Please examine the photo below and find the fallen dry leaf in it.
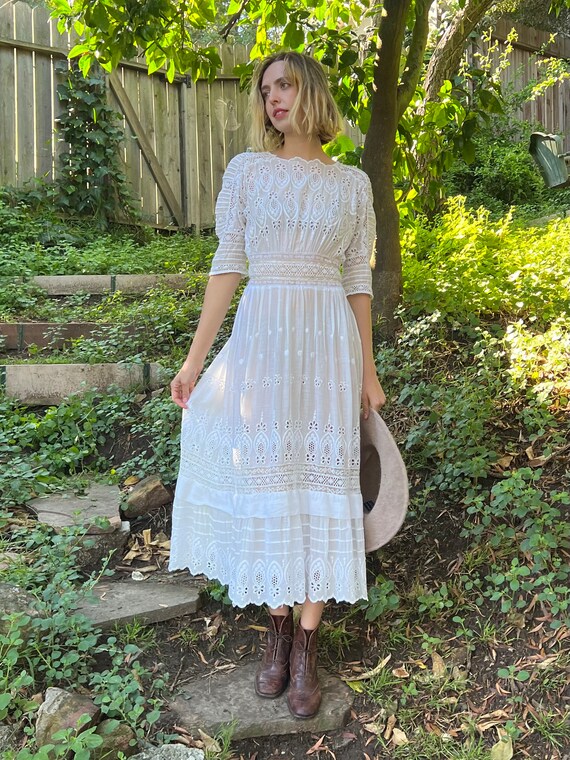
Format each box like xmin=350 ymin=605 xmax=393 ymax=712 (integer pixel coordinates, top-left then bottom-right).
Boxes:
xmin=306 ymin=735 xmax=325 ymax=754
xmin=392 ymin=728 xmax=409 ymax=746
xmin=476 ymin=710 xmax=510 ymax=733
xmin=198 ymin=729 xmax=221 ymax=754
xmin=363 ymin=723 xmax=383 ymax=737
xmin=392 ymin=666 xmax=410 ymax=678
xmin=344 ymin=654 xmax=391 ymax=682
xmin=383 ymin=714 xmax=396 ymax=740
xmin=431 ymin=652 xmax=447 ymax=679
xmin=490 ymin=731 xmax=513 ymax=760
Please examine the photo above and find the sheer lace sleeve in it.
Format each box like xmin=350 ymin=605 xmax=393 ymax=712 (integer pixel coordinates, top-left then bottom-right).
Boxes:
xmin=209 ymin=153 xmax=248 ymax=277
xmin=342 ymin=173 xmax=375 ymax=297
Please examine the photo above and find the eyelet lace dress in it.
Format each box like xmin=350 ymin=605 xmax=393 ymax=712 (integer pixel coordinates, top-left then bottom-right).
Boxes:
xmin=169 ymin=151 xmax=376 ymax=608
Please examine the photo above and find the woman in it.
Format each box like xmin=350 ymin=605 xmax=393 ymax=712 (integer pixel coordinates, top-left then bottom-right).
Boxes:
xmin=169 ymin=51 xmax=385 ymax=719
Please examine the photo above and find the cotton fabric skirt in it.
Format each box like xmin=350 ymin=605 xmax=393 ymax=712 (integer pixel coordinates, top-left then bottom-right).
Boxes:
xmin=169 ymin=279 xmax=368 ymax=608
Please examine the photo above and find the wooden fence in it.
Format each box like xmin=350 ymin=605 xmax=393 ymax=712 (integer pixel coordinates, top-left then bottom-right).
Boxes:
xmin=0 ymin=2 xmax=255 ymax=229
xmin=470 ymin=20 xmax=570 ymax=150
xmin=0 ymin=2 xmax=569 ymax=230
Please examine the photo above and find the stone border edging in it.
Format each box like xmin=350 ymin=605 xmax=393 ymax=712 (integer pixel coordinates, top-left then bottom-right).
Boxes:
xmin=0 ymin=274 xmax=205 ymax=295
xmin=0 ymin=322 xmax=139 ymax=351
xmin=0 ymin=362 xmax=165 ymax=405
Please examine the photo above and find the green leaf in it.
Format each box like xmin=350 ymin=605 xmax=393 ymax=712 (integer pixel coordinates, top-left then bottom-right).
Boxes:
xmin=357 ymin=109 xmax=370 ymax=134
xmin=282 ymin=22 xmax=305 ymax=50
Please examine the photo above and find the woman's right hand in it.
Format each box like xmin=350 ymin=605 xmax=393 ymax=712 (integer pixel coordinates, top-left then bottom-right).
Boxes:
xmin=170 ymin=361 xmax=203 ymax=409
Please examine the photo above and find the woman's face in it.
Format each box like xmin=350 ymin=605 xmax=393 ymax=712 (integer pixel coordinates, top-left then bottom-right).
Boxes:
xmin=260 ymin=60 xmax=298 ymax=136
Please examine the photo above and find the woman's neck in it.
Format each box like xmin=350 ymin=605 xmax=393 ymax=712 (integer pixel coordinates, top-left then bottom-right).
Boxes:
xmin=273 ymin=135 xmax=332 ymax=163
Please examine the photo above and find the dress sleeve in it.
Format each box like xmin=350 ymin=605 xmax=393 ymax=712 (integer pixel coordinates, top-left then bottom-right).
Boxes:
xmin=209 ymin=154 xmax=248 ymax=277
xmin=341 ymin=173 xmax=375 ymax=297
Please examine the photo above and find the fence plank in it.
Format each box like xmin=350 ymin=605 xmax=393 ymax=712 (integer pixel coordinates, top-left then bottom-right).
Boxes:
xmin=196 ymin=79 xmax=214 ymax=227
xmin=180 ymin=78 xmax=201 ymax=230
xmin=233 ymin=43 xmax=250 ymax=155
xmin=109 ymin=70 xmax=183 ymax=225
xmin=15 ymin=3 xmax=35 ymax=183
xmin=153 ymin=75 xmax=181 ymax=228
xmin=33 ymin=8 xmax=55 ymax=179
xmin=116 ymin=67 xmax=143 ymax=215
xmin=0 ymin=7 xmax=17 ymax=186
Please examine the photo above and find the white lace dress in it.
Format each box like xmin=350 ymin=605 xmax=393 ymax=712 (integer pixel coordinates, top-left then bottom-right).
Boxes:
xmin=169 ymin=151 xmax=375 ymax=608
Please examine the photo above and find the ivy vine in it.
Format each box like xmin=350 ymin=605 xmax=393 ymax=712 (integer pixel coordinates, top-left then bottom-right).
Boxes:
xmin=54 ymin=60 xmax=136 ymax=228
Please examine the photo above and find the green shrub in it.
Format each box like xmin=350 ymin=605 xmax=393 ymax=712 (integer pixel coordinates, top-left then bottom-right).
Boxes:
xmin=403 ymin=200 xmax=570 ymax=324
xmin=445 ymin=137 xmax=545 ymax=211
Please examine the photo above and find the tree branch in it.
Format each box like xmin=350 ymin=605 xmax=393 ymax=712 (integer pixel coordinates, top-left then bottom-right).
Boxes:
xmin=397 ymin=0 xmax=434 ymax=120
xmin=219 ymin=0 xmax=249 ymax=40
xmin=423 ymin=0 xmax=495 ymax=99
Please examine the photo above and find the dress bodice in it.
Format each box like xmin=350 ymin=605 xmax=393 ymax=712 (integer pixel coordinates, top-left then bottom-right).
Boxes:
xmin=210 ymin=152 xmax=375 ymax=296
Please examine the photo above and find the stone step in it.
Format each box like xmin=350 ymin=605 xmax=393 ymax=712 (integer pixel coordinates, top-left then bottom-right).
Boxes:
xmin=77 ymin=580 xmax=201 ymax=628
xmin=28 ymin=483 xmax=130 ymax=572
xmin=0 ymin=322 xmax=138 ymax=352
xmin=0 ymin=362 xmax=165 ymax=405
xmin=28 ymin=483 xmax=124 ymax=533
xmin=169 ymin=661 xmax=353 ymax=740
xmin=1 ymin=274 xmax=198 ymax=296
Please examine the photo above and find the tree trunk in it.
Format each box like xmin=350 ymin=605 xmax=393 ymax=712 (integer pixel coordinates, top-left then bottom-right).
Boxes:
xmin=362 ymin=0 xmax=412 ymax=340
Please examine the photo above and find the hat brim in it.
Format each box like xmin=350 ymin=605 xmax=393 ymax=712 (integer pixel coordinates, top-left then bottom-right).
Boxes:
xmin=360 ymin=410 xmax=409 ymax=553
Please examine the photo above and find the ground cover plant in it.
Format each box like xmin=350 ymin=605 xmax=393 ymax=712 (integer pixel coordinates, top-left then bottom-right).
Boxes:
xmin=0 ymin=192 xmax=215 ymax=276
xmin=1 ymin=193 xmax=569 ymax=758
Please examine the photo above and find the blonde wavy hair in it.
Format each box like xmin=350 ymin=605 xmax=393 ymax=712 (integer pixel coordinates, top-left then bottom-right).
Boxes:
xmin=249 ymin=52 xmax=343 ymax=152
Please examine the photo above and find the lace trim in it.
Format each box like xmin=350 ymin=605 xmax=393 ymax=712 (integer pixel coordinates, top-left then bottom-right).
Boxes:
xmin=169 ymin=507 xmax=368 ymax=607
xmin=249 ymin=257 xmax=342 ymax=286
xmin=181 ymin=413 xmax=360 ymax=494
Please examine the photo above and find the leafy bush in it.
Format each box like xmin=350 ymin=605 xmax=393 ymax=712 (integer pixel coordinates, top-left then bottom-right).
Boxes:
xmin=0 ymin=193 xmax=216 ymax=278
xmin=444 ymin=137 xmax=546 ymax=212
xmin=403 ymin=200 xmax=570 ymax=324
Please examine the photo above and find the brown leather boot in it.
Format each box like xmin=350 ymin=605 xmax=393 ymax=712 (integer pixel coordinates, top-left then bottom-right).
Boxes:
xmin=287 ymin=624 xmax=321 ymax=718
xmin=254 ymin=611 xmax=293 ymax=698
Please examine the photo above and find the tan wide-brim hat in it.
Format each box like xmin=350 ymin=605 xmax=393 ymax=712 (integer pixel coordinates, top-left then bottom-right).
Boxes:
xmin=360 ymin=409 xmax=409 ymax=553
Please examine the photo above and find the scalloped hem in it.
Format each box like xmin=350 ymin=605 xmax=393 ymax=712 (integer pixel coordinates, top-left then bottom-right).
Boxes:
xmin=168 ymin=561 xmax=368 ymax=609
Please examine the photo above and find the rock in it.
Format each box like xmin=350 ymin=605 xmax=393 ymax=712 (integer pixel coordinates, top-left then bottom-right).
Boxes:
xmin=78 ymin=527 xmax=130 ymax=574
xmin=122 ymin=476 xmax=172 ymax=519
xmin=131 ymin=747 xmax=204 ymax=760
xmin=0 ymin=583 xmax=42 ymax=637
xmin=0 ymin=552 xmax=20 ymax=571
xmin=91 ymin=719 xmax=138 ymax=759
xmin=170 ymin=661 xmax=354 ymax=740
xmin=0 ymin=723 xmax=17 ymax=754
xmin=35 ymin=688 xmax=100 ymax=747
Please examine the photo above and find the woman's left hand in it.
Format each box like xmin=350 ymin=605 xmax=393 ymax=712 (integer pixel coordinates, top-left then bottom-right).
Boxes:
xmin=361 ymin=366 xmax=386 ymax=419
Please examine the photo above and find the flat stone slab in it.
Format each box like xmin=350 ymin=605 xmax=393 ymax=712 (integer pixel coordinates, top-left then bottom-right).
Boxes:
xmin=76 ymin=581 xmax=201 ymax=628
xmin=170 ymin=661 xmax=353 ymax=740
xmin=28 ymin=484 xmax=123 ymax=534
xmin=1 ymin=362 xmax=164 ymax=405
